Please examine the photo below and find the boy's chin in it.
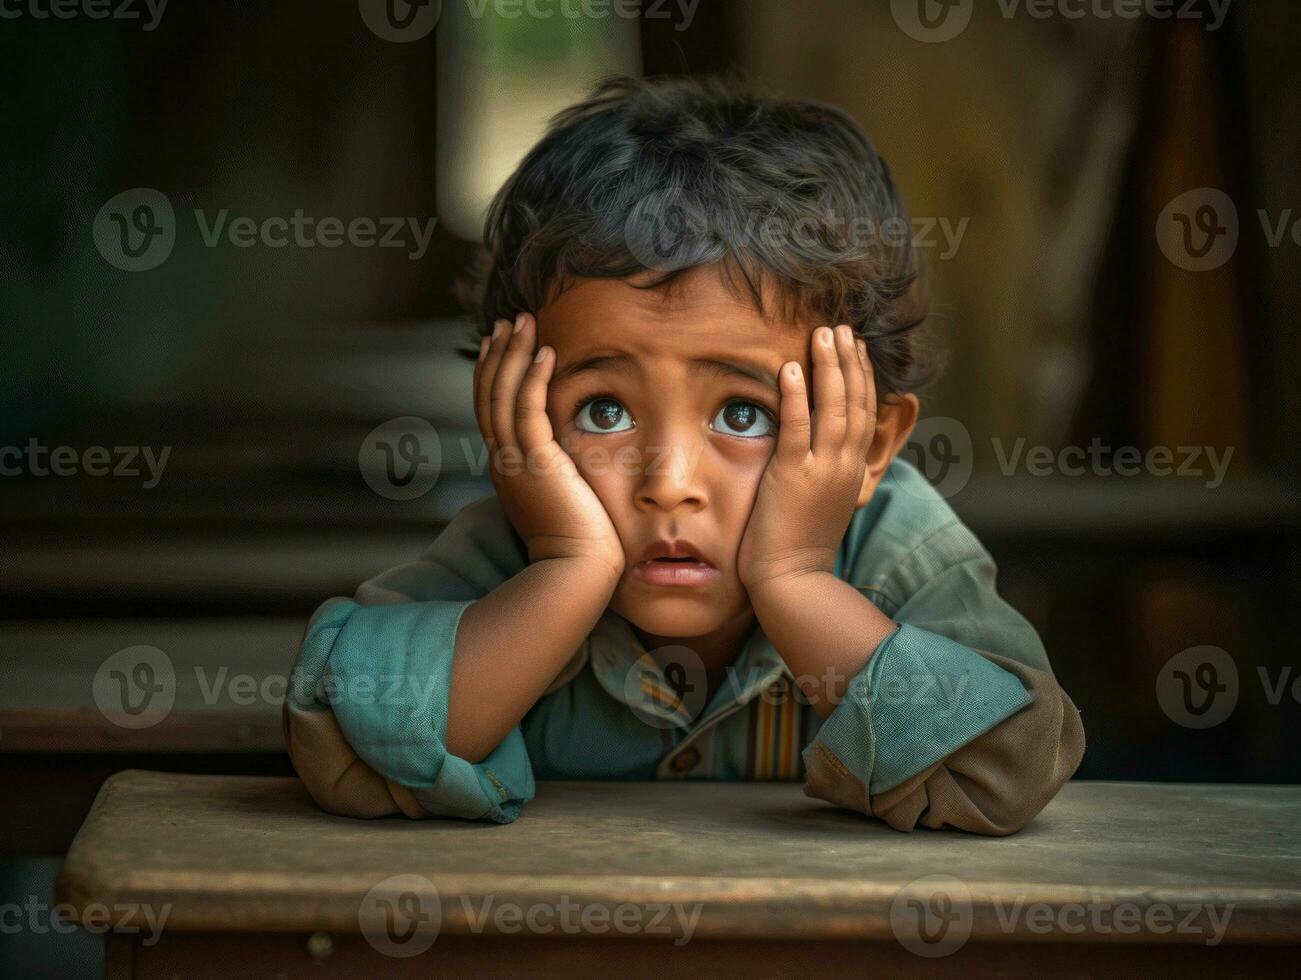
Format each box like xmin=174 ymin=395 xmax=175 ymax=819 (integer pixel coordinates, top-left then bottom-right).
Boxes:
xmin=613 ymin=594 xmax=749 ymax=641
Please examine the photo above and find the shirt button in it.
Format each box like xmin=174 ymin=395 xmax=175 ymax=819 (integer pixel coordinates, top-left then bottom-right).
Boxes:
xmin=671 ymin=746 xmax=701 ymax=773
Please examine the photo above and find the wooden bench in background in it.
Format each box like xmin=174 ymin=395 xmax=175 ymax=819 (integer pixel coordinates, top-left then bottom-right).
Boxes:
xmin=0 ymin=619 xmax=304 ymax=857
xmin=55 ymin=771 xmax=1301 ymax=978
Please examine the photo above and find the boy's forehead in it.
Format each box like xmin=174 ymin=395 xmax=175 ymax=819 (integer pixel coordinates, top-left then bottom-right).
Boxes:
xmin=536 ymin=270 xmax=812 ymax=368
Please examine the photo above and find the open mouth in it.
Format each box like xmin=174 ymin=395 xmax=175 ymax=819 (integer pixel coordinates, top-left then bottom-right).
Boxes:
xmin=634 ymin=553 xmax=721 ymax=587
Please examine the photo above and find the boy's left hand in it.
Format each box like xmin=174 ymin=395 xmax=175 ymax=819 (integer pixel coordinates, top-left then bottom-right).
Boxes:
xmin=737 ymin=324 xmax=875 ymax=593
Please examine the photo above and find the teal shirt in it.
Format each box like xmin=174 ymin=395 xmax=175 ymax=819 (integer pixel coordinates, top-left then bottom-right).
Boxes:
xmin=288 ymin=458 xmax=1050 ymax=826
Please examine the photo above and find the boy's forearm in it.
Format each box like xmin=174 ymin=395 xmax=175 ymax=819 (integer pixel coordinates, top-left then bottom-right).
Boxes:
xmin=748 ymin=571 xmax=898 ymax=720
xmin=445 ymin=556 xmax=621 ymax=762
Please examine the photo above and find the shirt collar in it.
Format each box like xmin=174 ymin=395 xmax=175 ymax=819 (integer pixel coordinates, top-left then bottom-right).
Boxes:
xmin=587 ymin=610 xmax=793 ymax=729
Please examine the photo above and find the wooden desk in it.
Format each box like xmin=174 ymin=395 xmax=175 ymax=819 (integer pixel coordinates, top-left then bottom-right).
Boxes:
xmin=56 ymin=771 xmax=1301 ymax=978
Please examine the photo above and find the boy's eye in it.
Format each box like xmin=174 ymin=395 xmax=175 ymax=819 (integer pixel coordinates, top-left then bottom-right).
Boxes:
xmin=572 ymin=396 xmax=775 ymax=438
xmin=575 ymin=396 xmax=634 ymax=434
xmin=712 ymin=401 xmax=776 ymax=439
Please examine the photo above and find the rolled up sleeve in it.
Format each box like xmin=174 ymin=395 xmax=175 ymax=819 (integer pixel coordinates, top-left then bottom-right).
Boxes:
xmin=802 ymin=552 xmax=1086 ymax=835
xmin=283 ymin=494 xmax=537 ymax=823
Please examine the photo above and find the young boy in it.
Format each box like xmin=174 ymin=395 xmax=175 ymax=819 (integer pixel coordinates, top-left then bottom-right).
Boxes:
xmin=284 ymin=76 xmax=1084 ymax=836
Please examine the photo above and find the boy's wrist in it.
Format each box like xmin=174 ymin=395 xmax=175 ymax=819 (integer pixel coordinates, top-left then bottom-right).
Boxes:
xmin=740 ymin=550 xmax=836 ymax=596
xmin=547 ymin=552 xmax=626 ymax=591
xmin=743 ymin=567 xmax=834 ymax=613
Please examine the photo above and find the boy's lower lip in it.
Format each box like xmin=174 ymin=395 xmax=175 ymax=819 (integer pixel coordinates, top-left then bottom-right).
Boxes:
xmin=632 ymin=559 xmax=720 ymax=587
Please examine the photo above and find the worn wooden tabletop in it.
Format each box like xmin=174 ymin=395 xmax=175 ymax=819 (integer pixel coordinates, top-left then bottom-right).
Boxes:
xmin=55 ymin=770 xmax=1301 ymax=945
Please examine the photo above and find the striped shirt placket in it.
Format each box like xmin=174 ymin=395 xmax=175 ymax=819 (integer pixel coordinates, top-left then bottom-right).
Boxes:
xmin=657 ymin=659 xmax=787 ymax=777
xmin=747 ymin=676 xmax=808 ymax=780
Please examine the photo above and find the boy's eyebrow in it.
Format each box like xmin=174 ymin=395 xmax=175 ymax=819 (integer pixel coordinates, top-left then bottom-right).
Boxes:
xmin=552 ymin=353 xmax=780 ymax=391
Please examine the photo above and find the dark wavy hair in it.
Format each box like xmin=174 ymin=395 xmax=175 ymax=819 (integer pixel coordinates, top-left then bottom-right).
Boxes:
xmin=455 ymin=74 xmax=934 ymax=399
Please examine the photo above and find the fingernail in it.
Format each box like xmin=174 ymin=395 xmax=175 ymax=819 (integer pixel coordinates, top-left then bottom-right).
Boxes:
xmin=513 ymin=313 xmax=526 ymax=334
xmin=491 ymin=320 xmax=505 ymax=339
xmin=479 ymin=337 xmax=489 ymax=357
xmin=821 ymin=327 xmax=834 ymax=347
xmin=534 ymin=347 xmax=547 ymax=363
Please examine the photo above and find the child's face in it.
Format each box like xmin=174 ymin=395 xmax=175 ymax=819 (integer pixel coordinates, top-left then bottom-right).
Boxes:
xmin=535 ymin=265 xmax=821 ymax=641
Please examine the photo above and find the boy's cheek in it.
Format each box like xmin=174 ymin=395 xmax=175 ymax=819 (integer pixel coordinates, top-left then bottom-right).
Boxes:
xmin=564 ymin=441 xmax=643 ymax=482
xmin=569 ymin=455 xmax=633 ymax=524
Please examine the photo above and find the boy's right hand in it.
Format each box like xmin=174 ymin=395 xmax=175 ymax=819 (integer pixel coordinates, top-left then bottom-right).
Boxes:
xmin=473 ymin=312 xmax=626 ymax=580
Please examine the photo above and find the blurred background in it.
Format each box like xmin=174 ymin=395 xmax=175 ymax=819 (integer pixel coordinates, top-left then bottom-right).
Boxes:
xmin=2 ymin=0 xmax=1298 ymax=974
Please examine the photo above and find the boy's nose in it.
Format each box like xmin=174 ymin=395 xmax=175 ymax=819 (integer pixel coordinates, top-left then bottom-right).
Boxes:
xmin=631 ymin=433 xmax=708 ymax=514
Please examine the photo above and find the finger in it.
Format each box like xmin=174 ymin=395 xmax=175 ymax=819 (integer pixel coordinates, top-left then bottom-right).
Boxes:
xmin=475 ymin=318 xmax=511 ymax=451
xmin=777 ymin=361 xmax=811 ymax=462
xmin=811 ymin=326 xmax=847 ymax=455
xmin=838 ymin=326 xmax=868 ymax=445
xmin=516 ymin=344 xmax=558 ymax=454
xmin=860 ymin=340 xmax=879 ymax=435
xmin=490 ymin=312 xmax=535 ymax=451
